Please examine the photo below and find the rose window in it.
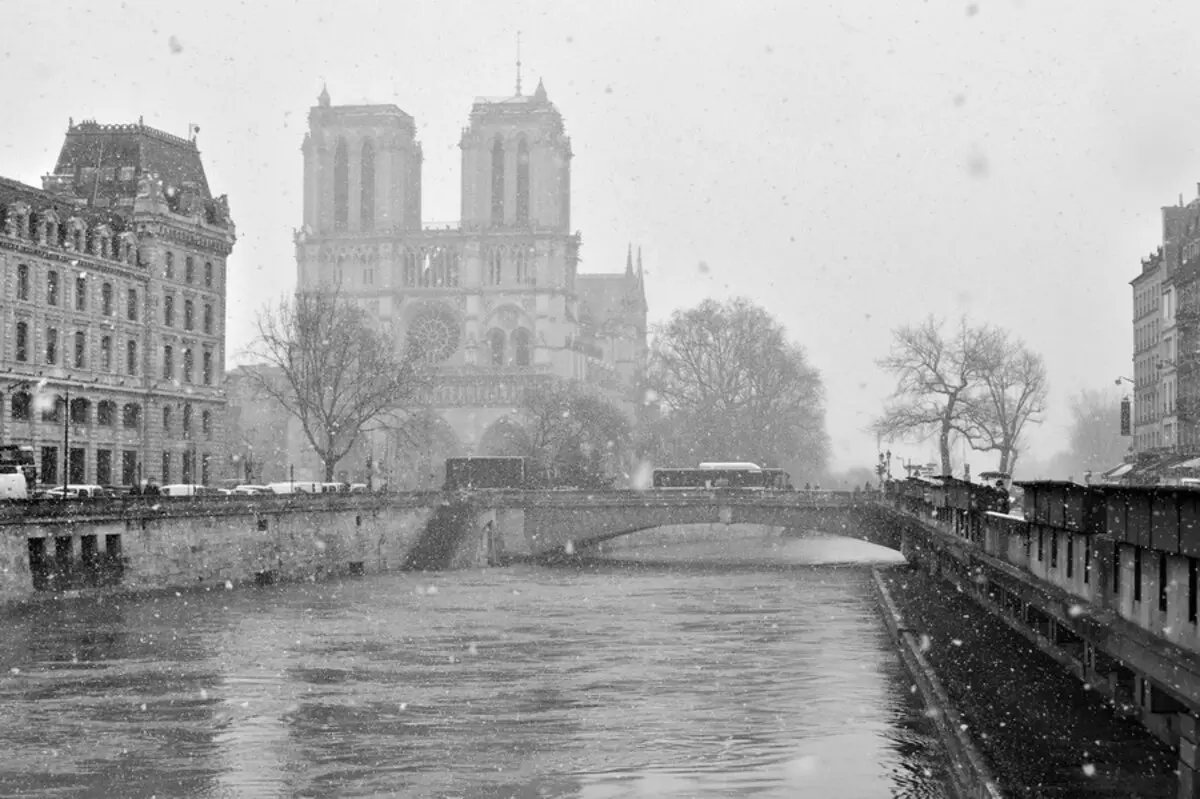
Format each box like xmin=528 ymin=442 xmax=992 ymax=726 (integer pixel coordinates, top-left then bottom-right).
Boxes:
xmin=406 ymin=304 xmax=461 ymax=363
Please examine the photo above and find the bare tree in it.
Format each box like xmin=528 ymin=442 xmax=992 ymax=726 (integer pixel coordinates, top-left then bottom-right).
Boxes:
xmin=244 ymin=285 xmax=424 ymax=481
xmin=872 ymin=315 xmax=994 ymax=476
xmin=647 ymin=297 xmax=830 ymax=478
xmin=960 ymin=331 xmax=1048 ymax=474
xmin=520 ymin=379 xmax=632 ymax=487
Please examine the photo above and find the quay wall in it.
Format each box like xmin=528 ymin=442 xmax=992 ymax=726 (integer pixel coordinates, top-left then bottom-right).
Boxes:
xmin=0 ymin=495 xmax=453 ymax=608
xmin=885 ymin=480 xmax=1200 ymax=798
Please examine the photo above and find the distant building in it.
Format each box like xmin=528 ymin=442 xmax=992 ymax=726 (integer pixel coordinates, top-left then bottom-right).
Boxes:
xmin=0 ymin=119 xmax=235 ymax=486
xmin=283 ymin=80 xmax=648 ymax=486
xmin=1132 ymin=248 xmax=1164 ymax=453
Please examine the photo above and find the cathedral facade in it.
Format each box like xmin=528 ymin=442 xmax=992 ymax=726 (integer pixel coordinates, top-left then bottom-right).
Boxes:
xmin=290 ymin=81 xmax=647 ymax=486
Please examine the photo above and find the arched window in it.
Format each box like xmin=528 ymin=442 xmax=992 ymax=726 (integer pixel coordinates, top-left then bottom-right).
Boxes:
xmin=333 ymin=137 xmax=350 ymax=230
xmin=203 ymin=303 xmax=213 ymax=334
xmin=47 ymin=270 xmax=59 ymax=305
xmin=446 ymin=250 xmax=460 ymax=287
xmin=43 ymin=395 xmax=64 ymax=423
xmin=361 ymin=139 xmax=375 ymax=231
xmin=16 ymin=263 xmax=29 ymax=300
xmin=15 ymin=321 xmax=28 ymax=362
xmin=45 ymin=327 xmax=58 ymax=364
xmin=202 ymin=410 xmax=212 ymax=439
xmin=69 ymin=397 xmax=89 ymax=425
xmin=73 ymin=331 xmax=86 ymax=368
xmin=184 ymin=299 xmax=194 ymax=330
xmin=491 ymin=136 xmax=505 ymax=226
xmin=126 ymin=339 xmax=138 ymax=375
xmin=202 ymin=350 xmax=213 ymax=385
xmin=204 ymin=261 xmax=213 ymax=287
xmin=514 ymin=247 xmax=528 ymax=283
xmin=403 ymin=250 xmax=418 ymax=286
xmin=164 ymin=294 xmax=175 ymax=326
xmin=100 ymin=336 xmax=112 ymax=370
xmin=75 ymin=275 xmax=87 ymax=310
xmin=122 ymin=403 xmax=141 ymax=429
xmin=513 ymin=328 xmax=532 ymax=367
xmin=489 ymin=248 xmax=503 ymax=285
xmin=162 ymin=405 xmax=172 ymax=432
xmin=11 ymin=391 xmax=31 ymax=421
xmin=182 ymin=403 xmax=193 ymax=436
xmin=162 ymin=345 xmax=174 ymax=380
xmin=97 ymin=400 xmax=116 ymax=426
xmin=185 ymin=256 xmax=195 ymax=284
xmin=516 ymin=138 xmax=530 ymax=224
xmin=183 ymin=348 xmax=194 ymax=384
xmin=101 ymin=282 xmax=113 ymax=315
xmin=489 ymin=329 xmax=506 ymax=365
xmin=165 ymin=251 xmax=174 ymax=279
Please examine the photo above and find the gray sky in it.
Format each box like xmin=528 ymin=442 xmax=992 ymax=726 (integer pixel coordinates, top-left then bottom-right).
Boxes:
xmin=3 ymin=0 xmax=1195 ymax=473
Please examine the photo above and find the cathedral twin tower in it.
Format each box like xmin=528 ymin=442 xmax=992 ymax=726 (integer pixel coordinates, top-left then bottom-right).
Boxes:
xmin=299 ymin=78 xmax=569 ymax=243
xmin=292 ymin=78 xmax=647 ymax=465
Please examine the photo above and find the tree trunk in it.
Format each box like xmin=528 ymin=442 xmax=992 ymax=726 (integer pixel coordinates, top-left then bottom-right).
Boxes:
xmin=324 ymin=458 xmax=336 ymax=482
xmin=939 ymin=420 xmax=953 ymax=476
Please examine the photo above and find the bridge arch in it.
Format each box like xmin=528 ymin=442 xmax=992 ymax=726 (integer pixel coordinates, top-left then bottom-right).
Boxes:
xmin=508 ymin=494 xmax=900 ymax=556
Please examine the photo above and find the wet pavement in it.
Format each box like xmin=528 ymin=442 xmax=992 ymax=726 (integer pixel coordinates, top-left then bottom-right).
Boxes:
xmin=880 ymin=567 xmax=1177 ymax=798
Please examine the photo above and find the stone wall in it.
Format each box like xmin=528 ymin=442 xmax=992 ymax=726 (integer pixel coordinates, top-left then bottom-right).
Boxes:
xmin=0 ymin=496 xmax=443 ymax=608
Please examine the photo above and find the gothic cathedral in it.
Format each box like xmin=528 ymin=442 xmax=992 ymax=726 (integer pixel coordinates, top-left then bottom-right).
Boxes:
xmin=292 ymin=80 xmax=648 ymax=487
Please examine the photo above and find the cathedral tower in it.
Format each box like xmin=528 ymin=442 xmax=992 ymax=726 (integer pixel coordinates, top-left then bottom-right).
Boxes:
xmin=302 ymin=86 xmax=422 ymax=239
xmin=459 ymin=79 xmax=571 ymax=231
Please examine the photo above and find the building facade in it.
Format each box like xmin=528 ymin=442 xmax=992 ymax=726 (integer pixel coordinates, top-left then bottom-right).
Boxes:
xmin=1132 ymin=250 xmax=1164 ymax=453
xmin=0 ymin=120 xmax=235 ymax=488
xmin=287 ymin=81 xmax=647 ymax=486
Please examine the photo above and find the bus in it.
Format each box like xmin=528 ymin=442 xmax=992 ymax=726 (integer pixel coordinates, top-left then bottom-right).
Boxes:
xmin=0 ymin=444 xmax=37 ymax=489
xmin=653 ymin=462 xmax=788 ymax=490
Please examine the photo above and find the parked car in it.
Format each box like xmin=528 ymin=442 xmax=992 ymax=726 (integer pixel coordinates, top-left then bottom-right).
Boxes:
xmin=161 ymin=484 xmax=217 ymax=497
xmin=42 ymin=484 xmax=112 ymax=499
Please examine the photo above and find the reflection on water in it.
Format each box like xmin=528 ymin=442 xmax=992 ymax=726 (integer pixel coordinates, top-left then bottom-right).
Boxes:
xmin=0 ymin=529 xmax=948 ymax=798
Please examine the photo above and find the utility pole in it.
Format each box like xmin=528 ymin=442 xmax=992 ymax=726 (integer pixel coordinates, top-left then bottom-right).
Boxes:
xmin=62 ymin=383 xmax=70 ymax=496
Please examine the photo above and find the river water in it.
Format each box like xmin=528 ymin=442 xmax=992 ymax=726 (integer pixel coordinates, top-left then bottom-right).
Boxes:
xmin=0 ymin=528 xmax=951 ymax=798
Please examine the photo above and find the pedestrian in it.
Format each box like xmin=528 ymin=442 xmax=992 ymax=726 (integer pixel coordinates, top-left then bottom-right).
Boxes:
xmin=143 ymin=476 xmax=161 ymax=496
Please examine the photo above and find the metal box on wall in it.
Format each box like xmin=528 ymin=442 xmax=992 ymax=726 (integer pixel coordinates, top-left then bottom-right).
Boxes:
xmin=1125 ymin=491 xmax=1153 ymax=549
xmin=1105 ymin=489 xmax=1127 ymax=542
xmin=1150 ymin=491 xmax=1181 ymax=554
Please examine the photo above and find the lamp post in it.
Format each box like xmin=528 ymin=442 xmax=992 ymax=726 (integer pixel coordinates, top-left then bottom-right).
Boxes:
xmin=62 ymin=383 xmax=70 ymax=496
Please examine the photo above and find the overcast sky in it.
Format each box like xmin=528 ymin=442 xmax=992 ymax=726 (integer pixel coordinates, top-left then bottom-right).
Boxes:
xmin=4 ymin=0 xmax=1196 ymax=473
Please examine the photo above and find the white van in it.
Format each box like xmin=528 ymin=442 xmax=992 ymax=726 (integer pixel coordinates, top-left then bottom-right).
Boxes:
xmin=266 ymin=481 xmax=322 ymax=495
xmin=0 ymin=473 xmax=28 ymax=501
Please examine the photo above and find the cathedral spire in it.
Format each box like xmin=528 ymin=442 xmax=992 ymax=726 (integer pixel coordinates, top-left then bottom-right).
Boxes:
xmin=515 ymin=31 xmax=522 ymax=96
xmin=318 ymin=83 xmax=330 ymax=107
xmin=637 ymin=246 xmax=644 ymax=281
xmin=625 ymin=243 xmax=634 ymax=276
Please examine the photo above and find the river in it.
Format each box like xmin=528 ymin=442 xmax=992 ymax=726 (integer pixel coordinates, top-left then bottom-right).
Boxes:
xmin=0 ymin=528 xmax=952 ymax=798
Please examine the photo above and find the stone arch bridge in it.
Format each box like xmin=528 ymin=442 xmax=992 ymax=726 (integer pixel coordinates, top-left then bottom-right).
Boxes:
xmin=406 ymin=490 xmax=900 ymax=568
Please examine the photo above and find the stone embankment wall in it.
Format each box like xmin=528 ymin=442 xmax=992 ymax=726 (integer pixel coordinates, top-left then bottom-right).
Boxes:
xmin=0 ymin=495 xmax=454 ymax=608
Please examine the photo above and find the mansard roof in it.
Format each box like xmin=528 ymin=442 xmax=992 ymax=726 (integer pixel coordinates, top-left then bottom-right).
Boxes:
xmin=48 ymin=119 xmax=212 ymax=206
xmin=0 ymin=175 xmax=131 ymax=234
